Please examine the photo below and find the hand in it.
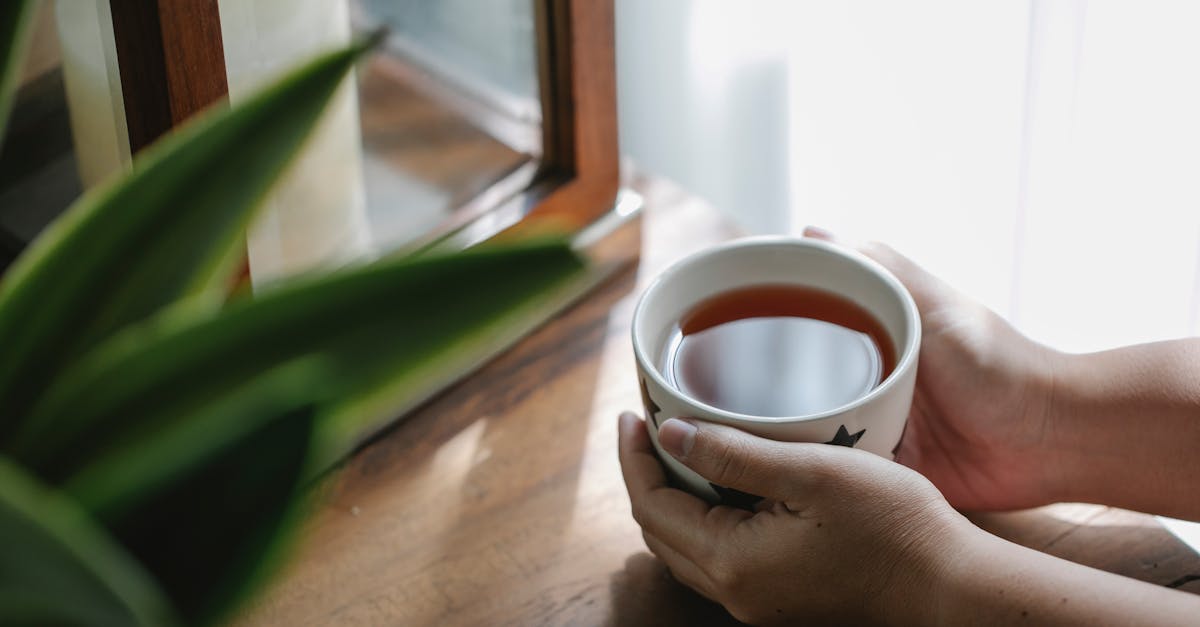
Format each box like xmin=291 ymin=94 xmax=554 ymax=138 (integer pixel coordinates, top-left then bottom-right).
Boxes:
xmin=619 ymin=412 xmax=1200 ymax=626
xmin=804 ymin=227 xmax=1065 ymax=510
xmin=618 ymin=412 xmax=969 ymax=626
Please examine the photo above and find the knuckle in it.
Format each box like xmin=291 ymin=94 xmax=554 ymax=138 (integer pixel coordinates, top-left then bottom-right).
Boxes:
xmin=640 ymin=530 xmax=657 ymax=554
xmin=804 ymin=462 xmax=833 ymax=494
xmin=799 ymin=446 xmax=840 ymax=492
xmin=860 ymin=239 xmax=897 ymax=261
xmin=708 ymin=551 xmax=747 ymax=598
xmin=703 ymin=541 xmax=772 ymax=622
xmin=630 ymin=502 xmax=650 ymax=530
xmin=705 ymin=437 xmax=748 ymax=487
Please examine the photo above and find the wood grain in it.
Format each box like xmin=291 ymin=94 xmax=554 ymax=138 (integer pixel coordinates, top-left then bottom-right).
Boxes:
xmin=234 ymin=179 xmax=1200 ymax=625
xmin=155 ymin=1 xmax=228 ymax=126
xmin=108 ymin=0 xmax=228 ymax=153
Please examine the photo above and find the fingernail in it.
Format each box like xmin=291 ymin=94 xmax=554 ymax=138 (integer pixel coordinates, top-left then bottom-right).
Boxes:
xmin=618 ymin=411 xmax=638 ymax=436
xmin=658 ymin=418 xmax=697 ymax=459
xmin=803 ymin=225 xmax=835 ymax=241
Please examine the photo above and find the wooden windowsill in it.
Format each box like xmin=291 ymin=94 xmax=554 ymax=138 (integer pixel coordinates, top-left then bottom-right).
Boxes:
xmin=232 ymin=176 xmax=1200 ymax=625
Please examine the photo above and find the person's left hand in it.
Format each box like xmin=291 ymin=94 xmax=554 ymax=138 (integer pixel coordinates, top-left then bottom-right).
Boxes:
xmin=618 ymin=411 xmax=972 ymax=626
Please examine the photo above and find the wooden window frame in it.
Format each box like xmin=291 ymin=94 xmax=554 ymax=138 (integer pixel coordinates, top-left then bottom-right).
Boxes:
xmin=102 ymin=0 xmax=622 ymax=253
xmin=525 ymin=0 xmax=620 ymax=233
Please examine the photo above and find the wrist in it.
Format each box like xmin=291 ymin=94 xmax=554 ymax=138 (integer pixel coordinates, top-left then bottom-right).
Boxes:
xmin=1036 ymin=343 xmax=1075 ymax=499
xmin=998 ymin=336 xmax=1075 ymax=506
xmin=1035 ymin=348 xmax=1116 ymax=505
xmin=1025 ymin=345 xmax=1083 ymax=504
xmin=884 ymin=506 xmax=982 ymax=627
xmin=914 ymin=517 xmax=1012 ymax=627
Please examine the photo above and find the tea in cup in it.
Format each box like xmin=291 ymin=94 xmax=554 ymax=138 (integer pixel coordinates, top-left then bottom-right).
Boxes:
xmin=631 ymin=237 xmax=921 ymax=504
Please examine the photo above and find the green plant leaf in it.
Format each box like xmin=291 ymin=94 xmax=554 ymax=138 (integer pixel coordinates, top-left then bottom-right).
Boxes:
xmin=0 ymin=456 xmax=177 ymax=627
xmin=52 ymin=357 xmax=336 ymax=625
xmin=83 ymin=405 xmax=329 ymax=626
xmin=15 ymin=240 xmax=585 ymax=478
xmin=62 ymin=357 xmax=334 ymax=518
xmin=0 ymin=37 xmax=376 ymax=435
xmin=0 ymin=0 xmax=37 ymax=147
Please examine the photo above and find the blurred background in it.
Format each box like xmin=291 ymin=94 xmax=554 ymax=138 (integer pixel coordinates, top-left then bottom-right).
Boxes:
xmin=618 ymin=0 xmax=1200 ymax=355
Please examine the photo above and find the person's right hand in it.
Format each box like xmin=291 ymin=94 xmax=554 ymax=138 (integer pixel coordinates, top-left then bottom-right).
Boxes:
xmin=804 ymin=227 xmax=1066 ymax=511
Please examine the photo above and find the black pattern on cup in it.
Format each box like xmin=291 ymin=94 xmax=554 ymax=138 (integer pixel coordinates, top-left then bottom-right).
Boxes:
xmin=638 ymin=377 xmax=663 ymax=428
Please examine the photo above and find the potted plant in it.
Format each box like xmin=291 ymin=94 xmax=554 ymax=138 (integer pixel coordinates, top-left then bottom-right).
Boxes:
xmin=0 ymin=3 xmax=584 ymax=624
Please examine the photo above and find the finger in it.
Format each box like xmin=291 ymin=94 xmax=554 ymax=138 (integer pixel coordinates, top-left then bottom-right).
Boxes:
xmin=657 ymin=418 xmax=844 ymax=500
xmin=618 ymin=411 xmax=668 ymax=493
xmin=803 ymin=226 xmax=954 ymax=317
xmin=618 ymin=412 xmax=749 ymax=559
xmin=642 ymin=531 xmax=719 ymax=602
xmin=855 ymin=240 xmax=965 ymax=317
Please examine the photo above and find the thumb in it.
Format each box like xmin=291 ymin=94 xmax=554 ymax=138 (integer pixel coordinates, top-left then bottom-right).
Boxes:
xmin=657 ymin=418 xmax=840 ymax=500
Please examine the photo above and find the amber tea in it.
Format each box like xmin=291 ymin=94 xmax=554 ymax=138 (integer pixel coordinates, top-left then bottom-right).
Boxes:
xmin=660 ymin=284 xmax=896 ymax=417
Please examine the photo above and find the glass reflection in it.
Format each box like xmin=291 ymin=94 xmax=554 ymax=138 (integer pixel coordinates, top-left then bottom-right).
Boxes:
xmin=353 ymin=0 xmax=543 ymax=252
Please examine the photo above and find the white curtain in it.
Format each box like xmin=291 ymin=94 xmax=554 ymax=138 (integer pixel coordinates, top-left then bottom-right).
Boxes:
xmin=617 ymin=0 xmax=1200 ymax=354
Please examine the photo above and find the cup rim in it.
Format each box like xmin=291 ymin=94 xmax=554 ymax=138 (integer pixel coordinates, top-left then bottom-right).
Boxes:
xmin=631 ymin=235 xmax=922 ymax=424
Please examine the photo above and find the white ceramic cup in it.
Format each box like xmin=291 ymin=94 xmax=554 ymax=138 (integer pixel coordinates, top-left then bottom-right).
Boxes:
xmin=631 ymin=237 xmax=921 ymax=505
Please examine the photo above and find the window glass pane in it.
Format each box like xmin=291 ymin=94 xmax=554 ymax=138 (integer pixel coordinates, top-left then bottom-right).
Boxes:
xmin=359 ymin=0 xmax=541 ymax=114
xmin=354 ymin=0 xmax=543 ymax=252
